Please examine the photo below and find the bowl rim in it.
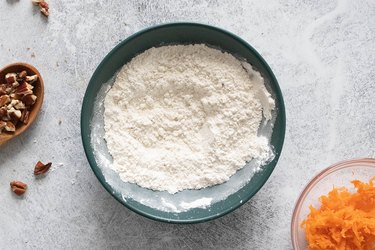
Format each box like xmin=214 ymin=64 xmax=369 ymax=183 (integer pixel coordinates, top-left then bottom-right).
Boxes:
xmin=81 ymin=22 xmax=286 ymax=224
xmin=291 ymin=158 xmax=375 ymax=249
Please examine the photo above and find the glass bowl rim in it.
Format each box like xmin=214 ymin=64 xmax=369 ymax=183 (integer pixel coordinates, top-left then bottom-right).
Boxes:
xmin=291 ymin=158 xmax=375 ymax=249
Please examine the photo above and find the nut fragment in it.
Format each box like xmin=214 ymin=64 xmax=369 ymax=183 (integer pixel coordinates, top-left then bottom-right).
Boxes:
xmin=40 ymin=6 xmax=49 ymax=17
xmin=21 ymin=94 xmax=37 ymax=106
xmin=13 ymin=100 xmax=26 ymax=110
xmin=5 ymin=73 xmax=17 ymax=84
xmin=32 ymin=0 xmax=49 ymax=17
xmin=0 ymin=84 xmax=7 ymax=95
xmin=0 ymin=120 xmax=6 ymax=132
xmin=31 ymin=0 xmax=44 ymax=5
xmin=5 ymin=86 xmax=12 ymax=94
xmin=7 ymin=99 xmax=19 ymax=109
xmin=15 ymin=82 xmax=33 ymax=96
xmin=0 ymin=107 xmax=7 ymax=117
xmin=0 ymin=95 xmax=11 ymax=106
xmin=17 ymin=71 xmax=27 ymax=81
xmin=39 ymin=1 xmax=48 ymax=8
xmin=8 ymin=108 xmax=22 ymax=123
xmin=25 ymin=75 xmax=38 ymax=84
xmin=10 ymin=93 xmax=22 ymax=100
xmin=34 ymin=161 xmax=52 ymax=176
xmin=10 ymin=181 xmax=27 ymax=196
xmin=20 ymin=110 xmax=30 ymax=124
xmin=4 ymin=121 xmax=15 ymax=132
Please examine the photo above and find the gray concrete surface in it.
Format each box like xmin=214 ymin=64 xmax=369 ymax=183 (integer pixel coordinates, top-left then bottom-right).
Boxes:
xmin=0 ymin=0 xmax=374 ymax=249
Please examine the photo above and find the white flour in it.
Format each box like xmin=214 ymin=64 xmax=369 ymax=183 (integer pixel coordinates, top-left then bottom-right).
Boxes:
xmin=104 ymin=44 xmax=275 ymax=194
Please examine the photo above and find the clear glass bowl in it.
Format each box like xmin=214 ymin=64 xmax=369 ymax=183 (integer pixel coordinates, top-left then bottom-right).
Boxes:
xmin=291 ymin=158 xmax=375 ymax=249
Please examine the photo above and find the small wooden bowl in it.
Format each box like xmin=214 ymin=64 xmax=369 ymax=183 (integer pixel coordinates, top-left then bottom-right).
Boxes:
xmin=0 ymin=63 xmax=44 ymax=146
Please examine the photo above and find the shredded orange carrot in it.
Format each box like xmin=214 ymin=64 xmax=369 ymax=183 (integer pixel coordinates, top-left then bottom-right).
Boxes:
xmin=302 ymin=177 xmax=375 ymax=250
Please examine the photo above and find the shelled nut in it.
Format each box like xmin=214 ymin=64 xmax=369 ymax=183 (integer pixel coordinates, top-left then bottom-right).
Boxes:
xmin=10 ymin=181 xmax=27 ymax=196
xmin=32 ymin=0 xmax=49 ymax=17
xmin=34 ymin=161 xmax=52 ymax=176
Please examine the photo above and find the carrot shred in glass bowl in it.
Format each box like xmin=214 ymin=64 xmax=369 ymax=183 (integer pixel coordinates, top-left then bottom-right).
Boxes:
xmin=302 ymin=177 xmax=375 ymax=250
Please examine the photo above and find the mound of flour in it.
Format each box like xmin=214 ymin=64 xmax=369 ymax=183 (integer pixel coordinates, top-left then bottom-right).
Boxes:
xmin=104 ymin=44 xmax=275 ymax=194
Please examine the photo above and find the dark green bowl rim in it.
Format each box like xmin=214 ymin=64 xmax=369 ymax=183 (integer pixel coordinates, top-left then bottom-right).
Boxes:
xmin=81 ymin=22 xmax=286 ymax=224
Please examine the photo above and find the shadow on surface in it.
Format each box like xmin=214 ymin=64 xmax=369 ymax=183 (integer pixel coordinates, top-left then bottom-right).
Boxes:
xmin=93 ymin=195 xmax=261 ymax=249
xmin=6 ymin=0 xmax=19 ymax=4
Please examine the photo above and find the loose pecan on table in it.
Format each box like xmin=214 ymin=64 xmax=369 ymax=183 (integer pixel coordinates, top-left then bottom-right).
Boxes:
xmin=34 ymin=161 xmax=52 ymax=176
xmin=10 ymin=181 xmax=28 ymax=196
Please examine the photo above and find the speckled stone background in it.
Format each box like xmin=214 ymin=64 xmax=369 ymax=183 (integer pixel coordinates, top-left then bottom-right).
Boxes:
xmin=0 ymin=0 xmax=374 ymax=249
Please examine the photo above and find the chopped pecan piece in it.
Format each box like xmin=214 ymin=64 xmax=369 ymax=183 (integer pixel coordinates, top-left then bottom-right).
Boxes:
xmin=0 ymin=107 xmax=7 ymax=117
xmin=0 ymin=95 xmax=11 ymax=106
xmin=5 ymin=73 xmax=17 ymax=84
xmin=10 ymin=93 xmax=22 ymax=100
xmin=32 ymin=0 xmax=49 ymax=17
xmin=17 ymin=71 xmax=27 ymax=81
xmin=13 ymin=100 xmax=26 ymax=110
xmin=15 ymin=82 xmax=33 ymax=96
xmin=34 ymin=161 xmax=52 ymax=176
xmin=21 ymin=94 xmax=37 ymax=106
xmin=4 ymin=121 xmax=15 ymax=132
xmin=8 ymin=108 xmax=22 ymax=124
xmin=0 ymin=120 xmax=6 ymax=132
xmin=25 ymin=75 xmax=38 ymax=84
xmin=0 ymin=84 xmax=7 ymax=95
xmin=20 ymin=110 xmax=30 ymax=124
xmin=32 ymin=0 xmax=44 ymax=5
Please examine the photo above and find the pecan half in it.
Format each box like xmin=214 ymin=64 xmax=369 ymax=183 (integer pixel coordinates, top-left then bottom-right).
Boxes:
xmin=34 ymin=161 xmax=52 ymax=176
xmin=10 ymin=181 xmax=27 ymax=196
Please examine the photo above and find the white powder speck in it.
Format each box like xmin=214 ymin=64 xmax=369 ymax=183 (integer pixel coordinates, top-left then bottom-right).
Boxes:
xmin=104 ymin=44 xmax=274 ymax=194
xmin=161 ymin=198 xmax=179 ymax=211
xmin=51 ymin=162 xmax=64 ymax=172
xmin=180 ymin=197 xmax=213 ymax=210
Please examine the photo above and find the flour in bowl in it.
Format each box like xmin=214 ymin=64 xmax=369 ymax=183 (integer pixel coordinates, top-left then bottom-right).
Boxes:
xmin=104 ymin=44 xmax=275 ymax=194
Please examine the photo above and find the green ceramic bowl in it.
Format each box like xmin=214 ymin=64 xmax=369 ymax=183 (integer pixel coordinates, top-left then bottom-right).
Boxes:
xmin=81 ymin=23 xmax=286 ymax=223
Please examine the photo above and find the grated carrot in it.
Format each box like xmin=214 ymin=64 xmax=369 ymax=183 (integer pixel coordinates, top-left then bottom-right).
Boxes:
xmin=302 ymin=177 xmax=375 ymax=250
